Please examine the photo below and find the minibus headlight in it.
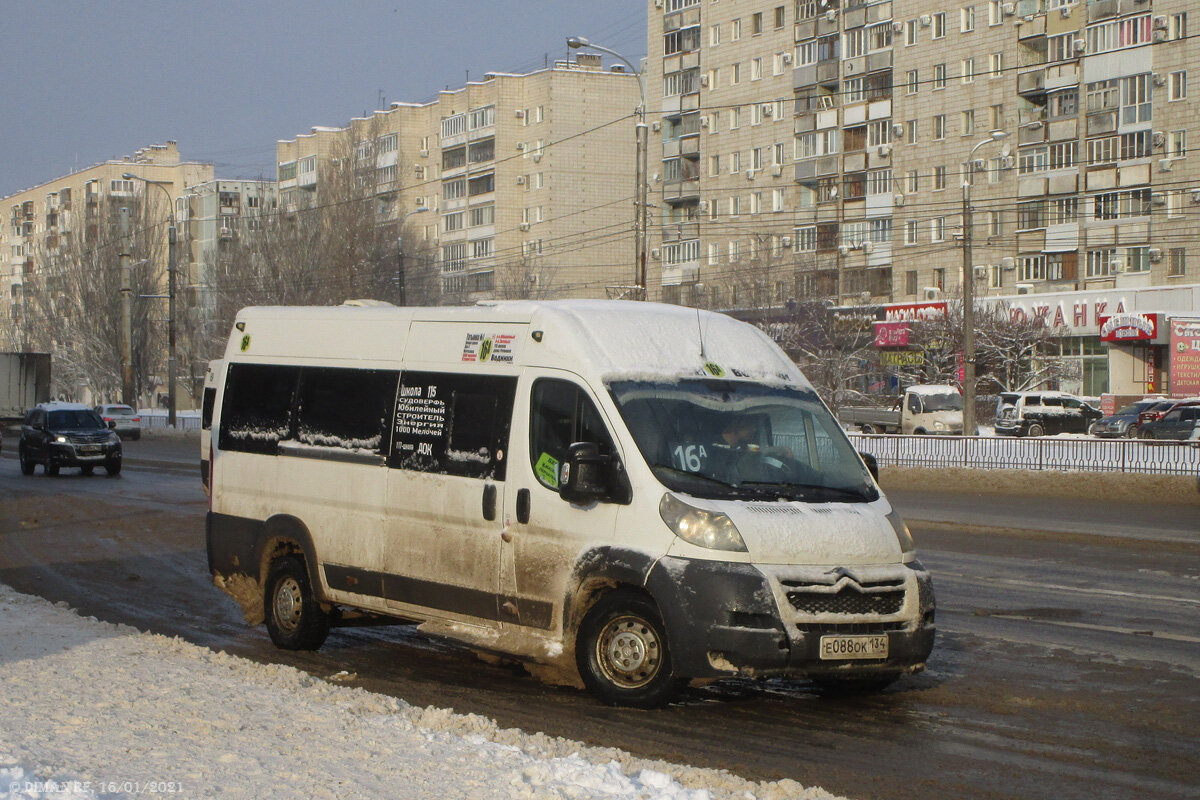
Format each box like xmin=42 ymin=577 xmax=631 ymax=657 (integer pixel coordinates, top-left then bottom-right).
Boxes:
xmin=659 ymin=493 xmax=747 ymax=553
xmin=886 ymin=509 xmax=915 ymax=555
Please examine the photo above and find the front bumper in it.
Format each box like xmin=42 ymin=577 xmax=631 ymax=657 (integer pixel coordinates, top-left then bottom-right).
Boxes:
xmin=647 ymin=556 xmax=936 ymax=681
xmin=49 ymin=441 xmax=121 ymax=466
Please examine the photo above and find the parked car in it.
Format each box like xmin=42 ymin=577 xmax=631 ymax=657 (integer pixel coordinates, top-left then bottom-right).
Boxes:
xmin=1138 ymin=400 xmax=1200 ymax=440
xmin=19 ymin=402 xmax=122 ymax=476
xmin=95 ymin=403 xmax=142 ymax=440
xmin=1089 ymin=399 xmax=1170 ymax=439
xmin=1137 ymin=399 xmax=1183 ymax=428
xmin=994 ymin=391 xmax=1102 ymax=437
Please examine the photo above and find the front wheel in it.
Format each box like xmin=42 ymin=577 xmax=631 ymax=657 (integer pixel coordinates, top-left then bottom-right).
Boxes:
xmin=1123 ymin=426 xmax=1138 ymax=439
xmin=860 ymin=424 xmax=877 ymax=435
xmin=1026 ymin=423 xmax=1045 ymax=437
xmin=105 ymin=458 xmax=122 ymax=476
xmin=1140 ymin=429 xmax=1155 ymax=440
xmin=576 ymin=590 xmax=684 ymax=708
xmin=19 ymin=445 xmax=34 ymax=475
xmin=265 ymin=555 xmax=331 ymax=651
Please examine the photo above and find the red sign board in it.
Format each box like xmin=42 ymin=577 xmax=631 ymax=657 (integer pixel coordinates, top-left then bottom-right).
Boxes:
xmin=1098 ymin=313 xmax=1160 ymax=343
xmin=883 ymin=302 xmax=947 ymax=322
xmin=1170 ymin=317 xmax=1200 ymax=395
xmin=873 ymin=321 xmax=910 ymax=348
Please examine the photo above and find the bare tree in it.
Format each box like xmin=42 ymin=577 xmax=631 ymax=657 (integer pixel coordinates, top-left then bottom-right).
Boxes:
xmin=23 ymin=197 xmax=164 ymax=402
xmin=766 ymin=301 xmax=879 ymax=414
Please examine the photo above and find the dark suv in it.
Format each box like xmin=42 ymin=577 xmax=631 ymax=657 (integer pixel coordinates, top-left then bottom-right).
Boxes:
xmin=995 ymin=391 xmax=1102 ymax=437
xmin=19 ymin=402 xmax=123 ymax=476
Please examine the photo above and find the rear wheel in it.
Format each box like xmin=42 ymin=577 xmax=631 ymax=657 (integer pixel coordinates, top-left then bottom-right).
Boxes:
xmin=18 ymin=445 xmax=34 ymax=476
xmin=1140 ymin=429 xmax=1155 ymax=440
xmin=1026 ymin=423 xmax=1045 ymax=437
xmin=265 ymin=555 xmax=331 ymax=651
xmin=860 ymin=424 xmax=877 ymax=435
xmin=576 ymin=590 xmax=684 ymax=708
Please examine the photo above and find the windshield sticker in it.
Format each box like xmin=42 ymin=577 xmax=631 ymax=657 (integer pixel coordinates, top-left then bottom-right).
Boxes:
xmin=703 ymin=362 xmax=725 ymax=377
xmin=535 ymin=452 xmax=560 ymax=487
xmin=463 ymin=333 xmax=518 ymax=364
xmin=239 ymin=335 xmax=251 ymax=352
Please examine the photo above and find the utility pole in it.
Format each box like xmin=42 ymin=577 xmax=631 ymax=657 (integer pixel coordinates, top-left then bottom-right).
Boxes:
xmin=166 ymin=213 xmax=177 ymax=428
xmin=119 ymin=207 xmax=135 ymax=406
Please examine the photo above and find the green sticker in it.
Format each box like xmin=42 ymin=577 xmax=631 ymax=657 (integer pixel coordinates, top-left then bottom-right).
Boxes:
xmin=703 ymin=362 xmax=725 ymax=377
xmin=240 ymin=334 xmax=251 ymax=352
xmin=535 ymin=452 xmax=560 ymax=488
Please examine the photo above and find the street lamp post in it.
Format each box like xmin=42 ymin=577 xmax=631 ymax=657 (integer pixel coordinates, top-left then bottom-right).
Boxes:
xmin=567 ymin=36 xmax=648 ymax=299
xmin=396 ymin=206 xmax=428 ymax=306
xmin=124 ymin=173 xmax=177 ymax=428
xmin=961 ymin=131 xmax=1008 ymax=437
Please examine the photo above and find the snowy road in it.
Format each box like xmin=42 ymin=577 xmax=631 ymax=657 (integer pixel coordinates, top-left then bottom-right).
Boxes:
xmin=1 ymin=437 xmax=1197 ymax=800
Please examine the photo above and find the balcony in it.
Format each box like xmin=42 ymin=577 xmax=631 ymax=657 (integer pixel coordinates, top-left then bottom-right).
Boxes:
xmin=1017 ymin=68 xmax=1047 ymax=99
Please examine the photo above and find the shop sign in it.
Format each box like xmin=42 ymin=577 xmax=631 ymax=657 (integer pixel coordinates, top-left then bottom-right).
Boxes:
xmin=873 ymin=321 xmax=910 ymax=348
xmin=882 ymin=302 xmax=946 ymax=322
xmin=880 ymin=351 xmax=924 ymax=366
xmin=1097 ymin=313 xmax=1161 ymax=343
xmin=1169 ymin=318 xmax=1200 ymax=396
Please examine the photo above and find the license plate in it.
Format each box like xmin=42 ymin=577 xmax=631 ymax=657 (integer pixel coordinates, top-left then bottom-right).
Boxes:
xmin=79 ymin=445 xmax=101 ymax=454
xmin=819 ymin=634 xmax=889 ymax=660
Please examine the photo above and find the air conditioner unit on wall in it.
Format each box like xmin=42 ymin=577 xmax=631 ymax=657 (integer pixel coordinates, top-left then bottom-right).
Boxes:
xmin=922 ymin=286 xmax=942 ymax=300
xmin=877 ymin=144 xmax=891 ymax=158
xmin=1001 ymin=3 xmax=1016 ymax=16
xmin=1016 ymin=283 xmax=1033 ymax=295
xmin=893 ymin=193 xmax=905 ymax=206
xmin=1159 ymin=158 xmax=1174 ymax=171
xmin=762 ymin=103 xmax=773 ymax=117
xmin=892 ymin=122 xmax=905 ymax=137
xmin=919 ymin=14 xmax=932 ymax=26
xmin=1073 ymin=38 xmax=1086 ymax=53
xmin=1153 ymin=73 xmax=1167 ymax=87
xmin=892 ymin=21 xmax=903 ymax=33
xmin=1153 ymin=131 xmax=1166 ymax=148
xmin=519 ymin=222 xmax=530 ymax=231
xmin=1152 ymin=192 xmax=1167 ymax=205
xmin=1148 ymin=248 xmax=1163 ymax=262
xmin=516 ymin=175 xmax=526 ymax=185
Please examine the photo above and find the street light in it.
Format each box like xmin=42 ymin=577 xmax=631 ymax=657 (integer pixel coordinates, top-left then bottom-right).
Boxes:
xmin=567 ymin=35 xmax=648 ymax=299
xmin=396 ymin=206 xmax=428 ymax=306
xmin=124 ymin=172 xmax=178 ymax=428
xmin=961 ymin=130 xmax=1008 ymax=437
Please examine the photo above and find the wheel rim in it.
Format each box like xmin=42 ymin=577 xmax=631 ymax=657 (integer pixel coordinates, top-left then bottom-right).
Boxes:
xmin=273 ymin=576 xmax=304 ymax=632
xmin=595 ymin=614 xmax=663 ymax=689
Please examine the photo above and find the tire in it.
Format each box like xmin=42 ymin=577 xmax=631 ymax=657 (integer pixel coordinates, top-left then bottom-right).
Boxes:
xmin=45 ymin=461 xmax=59 ymax=477
xmin=913 ymin=428 xmax=926 ymax=436
xmin=265 ymin=555 xmax=331 ymax=651
xmin=80 ymin=465 xmax=95 ymax=476
xmin=105 ymin=459 xmax=122 ymax=476
xmin=1123 ymin=426 xmax=1137 ymax=439
xmin=576 ymin=590 xmax=684 ymax=708
xmin=1026 ymin=423 xmax=1045 ymax=437
xmin=1140 ymin=429 xmax=1155 ymax=441
xmin=19 ymin=445 xmax=34 ymax=476
xmin=860 ymin=424 xmax=877 ymax=435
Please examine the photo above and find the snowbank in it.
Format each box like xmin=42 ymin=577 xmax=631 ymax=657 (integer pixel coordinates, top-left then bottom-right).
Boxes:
xmin=0 ymin=585 xmax=840 ymax=800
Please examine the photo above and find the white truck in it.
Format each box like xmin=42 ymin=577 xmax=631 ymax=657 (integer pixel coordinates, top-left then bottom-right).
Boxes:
xmin=1 ymin=352 xmax=52 ymax=421
xmin=841 ymin=385 xmax=966 ymax=435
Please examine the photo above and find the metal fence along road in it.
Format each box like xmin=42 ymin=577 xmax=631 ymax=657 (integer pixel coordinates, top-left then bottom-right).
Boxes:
xmin=847 ymin=433 xmax=1200 ymax=476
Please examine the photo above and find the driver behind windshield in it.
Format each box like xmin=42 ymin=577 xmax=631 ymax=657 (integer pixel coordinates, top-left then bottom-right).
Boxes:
xmin=712 ymin=415 xmax=795 ymax=484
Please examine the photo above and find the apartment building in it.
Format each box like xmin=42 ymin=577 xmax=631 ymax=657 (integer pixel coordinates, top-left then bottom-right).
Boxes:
xmin=177 ymin=178 xmax=279 ymax=308
xmin=0 ymin=142 xmax=213 ymax=351
xmin=276 ymin=59 xmax=640 ymax=301
xmin=646 ymin=0 xmax=1199 ymax=395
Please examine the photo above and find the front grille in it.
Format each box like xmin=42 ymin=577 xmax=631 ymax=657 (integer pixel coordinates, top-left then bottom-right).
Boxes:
xmin=787 ymin=588 xmax=904 ymax=615
xmin=793 ymin=620 xmax=908 ymax=635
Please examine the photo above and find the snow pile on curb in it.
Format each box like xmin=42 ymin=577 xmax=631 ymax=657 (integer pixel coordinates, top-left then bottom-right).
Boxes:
xmin=0 ymin=585 xmax=841 ymax=800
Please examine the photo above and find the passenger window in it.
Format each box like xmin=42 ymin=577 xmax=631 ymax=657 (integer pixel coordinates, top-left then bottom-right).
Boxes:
xmin=295 ymin=367 xmax=399 ymax=454
xmin=529 ymin=379 xmax=622 ymax=493
xmin=201 ymin=388 xmax=216 ymax=431
xmin=219 ymin=363 xmax=300 ymax=455
xmin=907 ymin=394 xmax=922 ymax=414
xmin=389 ymin=371 xmax=516 ymax=479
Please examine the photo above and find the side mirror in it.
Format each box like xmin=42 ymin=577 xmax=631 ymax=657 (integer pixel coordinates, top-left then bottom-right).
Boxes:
xmin=559 ymin=442 xmax=611 ymax=505
xmin=858 ymin=451 xmax=879 ymax=482
xmin=108 ymin=420 xmax=117 ymax=430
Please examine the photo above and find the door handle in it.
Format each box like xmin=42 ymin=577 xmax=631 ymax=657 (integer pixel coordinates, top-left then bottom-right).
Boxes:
xmin=516 ymin=488 xmax=531 ymax=524
xmin=482 ymin=484 xmax=497 ymax=521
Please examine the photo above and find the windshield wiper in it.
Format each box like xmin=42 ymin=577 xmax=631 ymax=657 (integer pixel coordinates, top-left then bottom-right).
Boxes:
xmin=738 ymin=481 xmax=877 ymax=503
xmin=650 ymin=464 xmax=744 ymax=497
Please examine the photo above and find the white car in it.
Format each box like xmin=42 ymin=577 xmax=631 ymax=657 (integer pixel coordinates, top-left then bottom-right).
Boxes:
xmin=94 ymin=404 xmax=142 ymax=440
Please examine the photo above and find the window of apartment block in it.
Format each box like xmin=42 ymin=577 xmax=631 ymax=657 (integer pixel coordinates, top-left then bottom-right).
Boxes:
xmin=775 ymin=5 xmax=786 ymax=28
xmin=1170 ymin=71 xmax=1187 ymax=101
xmin=730 ymin=107 xmax=741 ymax=129
xmin=867 ymin=169 xmax=892 ymax=194
xmin=905 ymin=220 xmax=919 ymax=245
xmin=471 ymin=205 xmax=495 ymax=227
xmin=731 ymin=63 xmax=742 ymax=85
xmin=1050 ymin=197 xmax=1078 ymax=224
xmin=772 ymin=188 xmax=786 ymax=211
xmin=989 ymin=0 xmax=1003 ymax=25
xmin=752 ymin=147 xmax=763 ymax=170
xmin=961 ymin=7 xmax=975 ymax=32
xmin=751 ymin=57 xmax=763 ymax=81
xmin=906 ymin=119 xmax=919 ymax=143
xmin=1170 ymin=130 xmax=1187 ymax=159
xmin=934 ymin=64 xmax=947 ymax=90
xmin=1170 ymin=13 xmax=1187 ymax=40
xmin=1049 ymin=141 xmax=1076 ymax=169
xmin=709 ymin=154 xmax=720 ymax=176
xmin=774 ymin=142 xmax=786 ymax=165
xmin=934 ymin=165 xmax=948 ymax=190
xmin=907 ymin=169 xmax=920 ymax=193
xmin=729 ymin=196 xmax=742 ymax=216
xmin=931 ymin=218 xmax=945 ymax=242
xmin=990 ymin=53 xmax=1003 ymax=78
xmin=1169 ymin=248 xmax=1186 ymax=277
xmin=1086 ymin=248 xmax=1116 ymax=278
xmin=905 ymin=19 xmax=918 ymax=46
xmin=905 ymin=270 xmax=918 ymax=294
xmin=1020 ymin=146 xmax=1048 ymax=174
xmin=933 ymin=13 xmax=946 ymax=39
xmin=990 ymin=104 xmax=1005 ymax=129
xmin=961 ymin=58 xmax=975 ymax=84
xmin=1120 ymin=74 xmax=1152 ymax=125
xmin=962 ymin=110 xmax=976 ymax=136
xmin=988 ymin=210 xmax=1003 ymax=236
xmin=443 ymin=211 xmax=465 ymax=233
xmin=867 ymin=121 xmax=891 ymax=147
xmin=1047 ymin=33 xmax=1078 ymax=62
xmin=709 ymin=24 xmax=721 ymax=46
xmin=1020 ymin=254 xmax=1046 ymax=281
xmin=906 ymin=70 xmax=919 ymax=94
xmin=750 ymin=191 xmax=763 ymax=214
xmin=731 ymin=18 xmax=741 ymax=40
xmin=773 ymin=52 xmax=788 ymax=75
xmin=933 ymin=115 xmax=947 ymax=140
xmin=753 ymin=12 xmax=763 ymax=34
xmin=1086 ymin=14 xmax=1151 ymax=55
xmin=797 ymin=0 xmax=818 ymax=21
xmin=845 ymin=28 xmax=866 ymax=59
xmin=933 ymin=267 xmax=946 ymax=290
xmin=1017 ymin=200 xmax=1045 ymax=230
xmin=795 ymin=225 xmax=817 ymax=252
xmin=845 ymin=76 xmax=867 ymax=103
xmin=1048 ymin=90 xmax=1077 ymax=119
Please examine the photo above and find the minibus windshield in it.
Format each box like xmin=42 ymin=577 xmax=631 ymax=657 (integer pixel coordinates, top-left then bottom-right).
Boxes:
xmin=609 ymin=379 xmax=878 ymax=502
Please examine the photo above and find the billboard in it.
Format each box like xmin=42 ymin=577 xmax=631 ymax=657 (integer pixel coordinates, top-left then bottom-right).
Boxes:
xmin=1169 ymin=317 xmax=1200 ymax=396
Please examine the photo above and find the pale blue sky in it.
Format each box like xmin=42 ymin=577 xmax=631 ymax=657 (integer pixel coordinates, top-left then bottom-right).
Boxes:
xmin=0 ymin=0 xmax=646 ymax=197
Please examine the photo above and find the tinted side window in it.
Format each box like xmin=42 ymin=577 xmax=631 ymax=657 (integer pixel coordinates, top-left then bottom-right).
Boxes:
xmin=530 ymin=379 xmax=619 ymax=491
xmin=201 ymin=388 xmax=216 ymax=431
xmin=219 ymin=363 xmax=300 ymax=455
xmin=296 ymin=367 xmax=398 ymax=454
xmin=389 ymin=371 xmax=516 ymax=479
